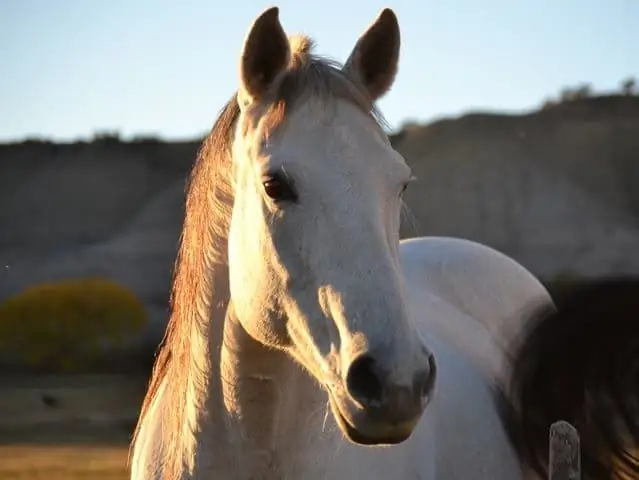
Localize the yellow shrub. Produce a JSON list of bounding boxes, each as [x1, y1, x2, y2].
[[0, 277, 148, 371]]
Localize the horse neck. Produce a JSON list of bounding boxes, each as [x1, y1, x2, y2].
[[186, 272, 333, 478]]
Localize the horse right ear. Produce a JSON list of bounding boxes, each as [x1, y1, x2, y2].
[[238, 7, 291, 105]]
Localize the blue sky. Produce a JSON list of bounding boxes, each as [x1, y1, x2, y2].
[[1, 0, 636, 142]]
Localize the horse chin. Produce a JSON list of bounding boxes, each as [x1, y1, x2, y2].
[[328, 394, 413, 447]]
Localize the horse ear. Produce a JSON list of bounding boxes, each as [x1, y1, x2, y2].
[[344, 8, 401, 101], [239, 7, 291, 103]]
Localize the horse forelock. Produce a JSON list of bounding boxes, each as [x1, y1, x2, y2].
[[129, 96, 239, 477]]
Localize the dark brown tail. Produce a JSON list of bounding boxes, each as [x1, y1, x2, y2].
[[502, 277, 639, 479]]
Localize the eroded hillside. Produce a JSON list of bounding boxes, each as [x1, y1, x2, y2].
[[392, 95, 639, 277], [2, 95, 638, 340]]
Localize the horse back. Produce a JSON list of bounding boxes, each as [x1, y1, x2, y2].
[[400, 236, 552, 362]]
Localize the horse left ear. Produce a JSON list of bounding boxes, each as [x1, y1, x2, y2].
[[344, 8, 401, 102], [239, 7, 291, 104]]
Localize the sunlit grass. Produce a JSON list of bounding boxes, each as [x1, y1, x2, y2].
[[0, 372, 146, 479], [0, 444, 129, 480]]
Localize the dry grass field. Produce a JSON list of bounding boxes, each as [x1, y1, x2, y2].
[[0, 444, 129, 480], [0, 374, 146, 480]]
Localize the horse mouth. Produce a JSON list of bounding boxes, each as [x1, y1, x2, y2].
[[328, 394, 412, 446]]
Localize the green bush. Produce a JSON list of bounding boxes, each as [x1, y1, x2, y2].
[[543, 270, 590, 302], [0, 277, 148, 372]]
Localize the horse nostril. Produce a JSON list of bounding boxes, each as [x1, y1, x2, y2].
[[415, 354, 437, 400], [346, 354, 385, 408]]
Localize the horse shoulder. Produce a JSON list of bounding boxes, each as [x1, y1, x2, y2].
[[415, 332, 526, 479]]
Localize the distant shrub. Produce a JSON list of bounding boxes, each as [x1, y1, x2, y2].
[[0, 278, 148, 372], [549, 270, 582, 286], [20, 137, 53, 146], [621, 77, 636, 96], [543, 270, 589, 299], [130, 134, 162, 144], [559, 84, 592, 102], [92, 130, 122, 146], [540, 76, 639, 110], [398, 119, 422, 131]]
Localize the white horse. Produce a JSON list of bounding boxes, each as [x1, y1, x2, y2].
[[129, 7, 638, 479]]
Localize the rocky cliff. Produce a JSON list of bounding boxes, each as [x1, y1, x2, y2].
[[2, 95, 638, 342], [393, 95, 639, 278]]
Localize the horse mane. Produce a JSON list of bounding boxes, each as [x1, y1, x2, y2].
[[128, 95, 239, 473], [502, 277, 639, 479], [130, 34, 387, 474]]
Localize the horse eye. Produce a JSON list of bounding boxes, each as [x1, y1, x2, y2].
[[262, 173, 298, 203]]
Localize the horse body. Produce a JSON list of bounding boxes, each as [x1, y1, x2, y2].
[[130, 7, 637, 480]]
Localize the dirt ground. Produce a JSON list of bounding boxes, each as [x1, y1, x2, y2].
[[0, 374, 147, 479]]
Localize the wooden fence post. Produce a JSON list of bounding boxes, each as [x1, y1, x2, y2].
[[548, 420, 581, 480]]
